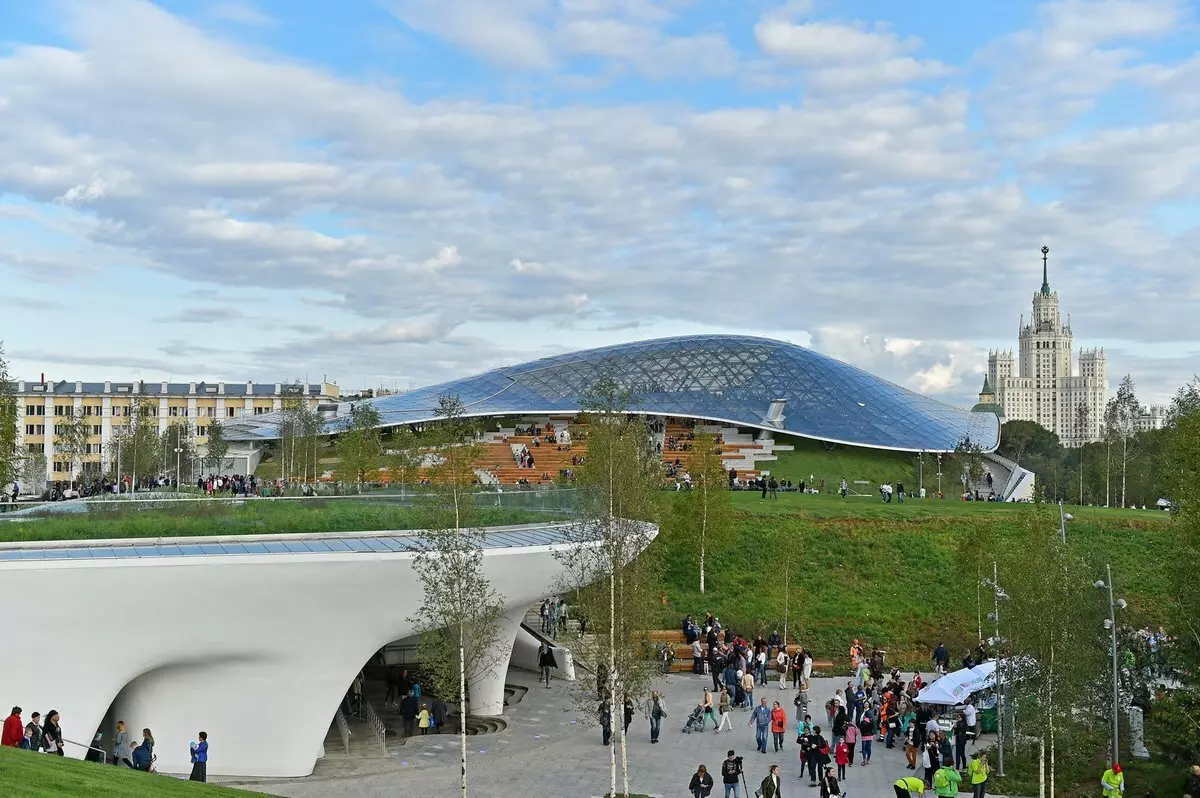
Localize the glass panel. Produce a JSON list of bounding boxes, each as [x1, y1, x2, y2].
[[283, 541, 312, 553], [263, 541, 289, 554], [199, 544, 226, 555], [65, 548, 94, 559], [242, 542, 269, 554], [43, 549, 70, 559], [324, 539, 352, 552], [178, 545, 206, 556]]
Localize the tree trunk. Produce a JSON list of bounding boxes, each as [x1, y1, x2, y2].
[[1120, 436, 1128, 508], [699, 489, 707, 594], [783, 561, 789, 648], [459, 621, 468, 798], [1105, 444, 1111, 507], [1039, 736, 1046, 798]]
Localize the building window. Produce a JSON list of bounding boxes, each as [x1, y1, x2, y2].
[[204, 406, 215, 417], [52, 461, 69, 473], [196, 426, 208, 437], [25, 424, 45, 436], [27, 443, 44, 454], [91, 425, 103, 436], [83, 405, 95, 415], [169, 407, 180, 417], [254, 406, 268, 415], [226, 407, 237, 417], [25, 405, 45, 416], [55, 405, 69, 416]]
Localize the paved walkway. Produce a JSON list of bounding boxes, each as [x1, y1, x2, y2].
[[225, 668, 1010, 797]]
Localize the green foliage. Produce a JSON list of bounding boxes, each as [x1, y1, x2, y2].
[[203, 418, 231, 473], [668, 432, 733, 594], [760, 437, 918, 494], [0, 499, 540, 543], [1147, 690, 1200, 764], [0, 342, 18, 490], [277, 390, 321, 482], [0, 743, 266, 797], [651, 493, 1174, 664], [110, 397, 165, 485], [52, 406, 91, 481], [410, 394, 506, 707], [335, 402, 382, 489]]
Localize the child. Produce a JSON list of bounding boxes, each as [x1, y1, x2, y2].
[[834, 738, 850, 780], [417, 704, 431, 735], [19, 726, 35, 750]]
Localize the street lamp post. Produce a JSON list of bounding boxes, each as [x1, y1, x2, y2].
[[174, 446, 184, 490], [936, 453, 942, 498], [1058, 499, 1067, 544], [984, 560, 1007, 777], [1095, 565, 1127, 766]]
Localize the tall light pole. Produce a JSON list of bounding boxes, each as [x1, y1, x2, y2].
[[936, 453, 942, 498], [1095, 565, 1127, 766], [985, 560, 1008, 777], [174, 446, 183, 490], [1058, 499, 1067, 544]]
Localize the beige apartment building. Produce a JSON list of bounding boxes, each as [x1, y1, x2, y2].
[[13, 377, 339, 485]]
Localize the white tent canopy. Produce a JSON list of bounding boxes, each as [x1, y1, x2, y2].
[[917, 660, 997, 706]]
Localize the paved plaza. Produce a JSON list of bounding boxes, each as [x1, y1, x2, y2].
[[224, 667, 1008, 798]]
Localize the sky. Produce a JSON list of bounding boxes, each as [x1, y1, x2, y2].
[[1, 0, 1198, 408]]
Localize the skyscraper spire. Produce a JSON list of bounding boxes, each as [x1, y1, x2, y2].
[[1040, 245, 1051, 295]]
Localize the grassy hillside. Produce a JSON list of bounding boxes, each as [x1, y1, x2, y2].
[[0, 745, 266, 798], [0, 501, 546, 544], [655, 492, 1174, 667], [763, 439, 920, 492]]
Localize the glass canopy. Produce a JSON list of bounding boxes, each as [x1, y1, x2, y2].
[[224, 335, 999, 452]]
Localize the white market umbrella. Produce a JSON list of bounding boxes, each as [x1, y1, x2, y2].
[[917, 660, 997, 706]]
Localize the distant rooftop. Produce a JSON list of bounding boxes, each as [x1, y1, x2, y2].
[[14, 379, 339, 398]]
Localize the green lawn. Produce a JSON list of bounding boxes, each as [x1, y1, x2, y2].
[[763, 438, 919, 493], [0, 746, 267, 797], [0, 500, 546, 544], [656, 494, 1174, 667]]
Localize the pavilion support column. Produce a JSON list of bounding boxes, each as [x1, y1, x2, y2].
[[466, 609, 526, 716]]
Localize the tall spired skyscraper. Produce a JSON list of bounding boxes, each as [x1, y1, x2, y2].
[[984, 247, 1107, 446]]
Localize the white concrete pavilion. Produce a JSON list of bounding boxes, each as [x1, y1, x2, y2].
[[0, 521, 644, 778]]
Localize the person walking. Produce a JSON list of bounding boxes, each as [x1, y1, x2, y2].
[[934, 756, 962, 797], [646, 690, 667, 743], [843, 713, 859, 766], [967, 751, 990, 797], [111, 721, 134, 768], [538, 642, 557, 687], [599, 698, 613, 746], [748, 698, 772, 754], [760, 763, 783, 798], [721, 750, 744, 798], [622, 694, 635, 737], [41, 711, 64, 756], [400, 691, 419, 737], [859, 712, 874, 765], [717, 687, 734, 733], [741, 669, 756, 709], [1100, 763, 1124, 798], [2, 707, 23, 747], [819, 764, 841, 798], [689, 763, 715, 797], [188, 731, 208, 782], [702, 687, 720, 731], [953, 713, 968, 771], [693, 638, 705, 675], [770, 701, 787, 752], [834, 736, 850, 780]]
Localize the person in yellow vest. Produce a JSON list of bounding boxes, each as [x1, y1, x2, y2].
[[934, 756, 962, 797], [1101, 763, 1125, 797], [967, 750, 990, 797], [894, 774, 927, 797]]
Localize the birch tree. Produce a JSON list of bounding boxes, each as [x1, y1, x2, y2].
[[53, 405, 91, 484], [203, 419, 231, 474], [555, 379, 660, 798], [408, 394, 505, 798], [997, 507, 1109, 794], [0, 343, 18, 492], [385, 424, 423, 497], [335, 402, 382, 491], [1103, 376, 1141, 508], [673, 431, 732, 594]]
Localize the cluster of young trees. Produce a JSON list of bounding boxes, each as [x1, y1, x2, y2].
[[998, 374, 1199, 507], [0, 343, 18, 492], [328, 401, 425, 491]]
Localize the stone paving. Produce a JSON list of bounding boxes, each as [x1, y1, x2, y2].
[[225, 668, 1010, 798]]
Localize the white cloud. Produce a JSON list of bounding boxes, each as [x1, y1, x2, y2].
[[423, 245, 462, 272], [0, 0, 1196, 408], [754, 7, 951, 90], [209, 2, 275, 26]]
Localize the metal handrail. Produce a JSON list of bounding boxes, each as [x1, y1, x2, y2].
[[62, 736, 110, 762], [334, 708, 353, 756], [361, 700, 388, 755]]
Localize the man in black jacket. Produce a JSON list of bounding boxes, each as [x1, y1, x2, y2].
[[721, 750, 743, 797], [399, 692, 419, 737]]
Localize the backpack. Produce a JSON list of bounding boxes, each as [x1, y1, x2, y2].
[[933, 768, 950, 790]]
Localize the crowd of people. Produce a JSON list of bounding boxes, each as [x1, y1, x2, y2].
[[2, 705, 210, 781]]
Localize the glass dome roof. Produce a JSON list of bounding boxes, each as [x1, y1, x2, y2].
[[225, 335, 999, 452]]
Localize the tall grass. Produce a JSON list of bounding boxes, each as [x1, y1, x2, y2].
[[0, 500, 545, 544]]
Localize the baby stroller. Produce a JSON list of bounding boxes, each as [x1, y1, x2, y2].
[[682, 704, 705, 734]]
